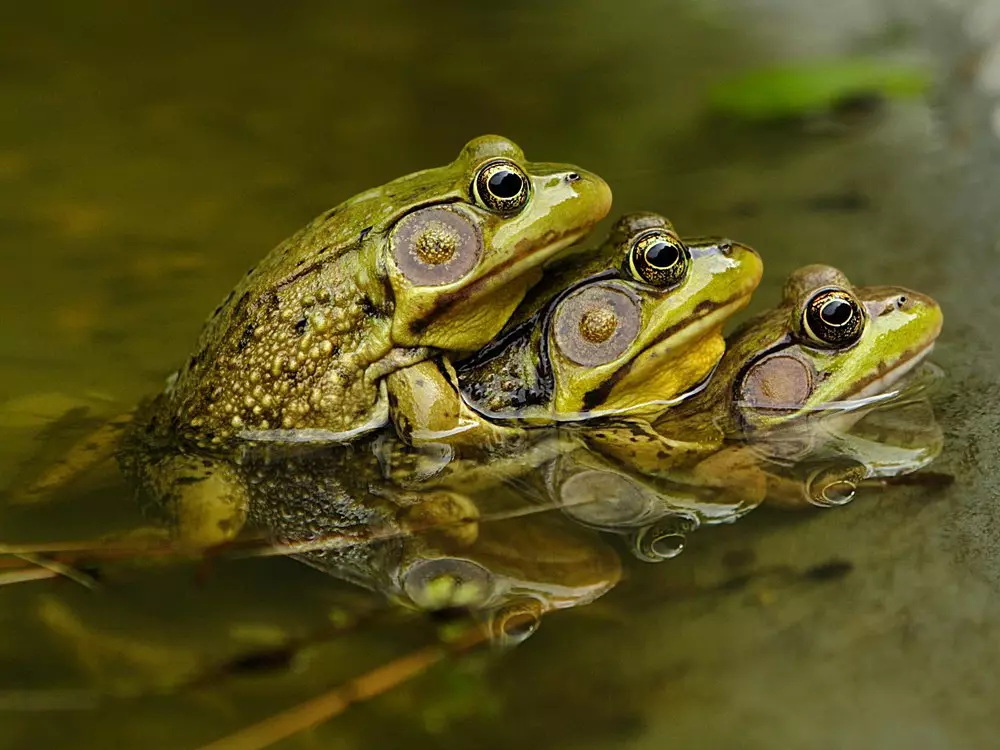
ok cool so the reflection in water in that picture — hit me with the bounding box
[104,364,943,655]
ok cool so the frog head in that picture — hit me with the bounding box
[722,264,943,432]
[458,212,763,422]
[376,135,613,352]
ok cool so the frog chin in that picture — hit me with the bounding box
[622,293,755,382]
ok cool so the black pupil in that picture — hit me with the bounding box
[488,169,523,199]
[503,613,537,638]
[645,241,680,269]
[820,298,854,326]
[651,533,684,557]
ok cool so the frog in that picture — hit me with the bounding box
[385,211,763,447]
[584,264,944,521]
[16,136,611,509]
[107,136,613,538]
[148,135,612,450]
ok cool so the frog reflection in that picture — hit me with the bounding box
[148,439,622,648]
[539,388,943,562]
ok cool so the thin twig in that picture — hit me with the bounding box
[13,554,98,589]
[0,567,59,586]
[196,628,485,750]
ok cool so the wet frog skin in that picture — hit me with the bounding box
[387,212,762,445]
[154,135,611,449]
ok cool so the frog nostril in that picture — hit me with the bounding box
[566,172,581,183]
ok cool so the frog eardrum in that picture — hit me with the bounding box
[627,228,691,288]
[801,288,866,347]
[473,159,531,215]
[552,282,642,366]
[391,206,484,286]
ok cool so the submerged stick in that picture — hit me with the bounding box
[0,567,59,585]
[196,628,485,750]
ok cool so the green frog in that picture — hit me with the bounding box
[387,212,763,446]
[593,263,944,471]
[151,135,611,449]
[18,136,611,505]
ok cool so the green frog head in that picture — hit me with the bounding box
[162,135,612,447]
[455,212,763,423]
[722,264,943,432]
[382,136,614,350]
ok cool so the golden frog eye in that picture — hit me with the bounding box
[803,461,867,507]
[628,229,690,287]
[473,159,530,215]
[802,288,866,348]
[491,600,542,646]
[552,283,641,367]
[631,516,697,562]
[391,206,484,287]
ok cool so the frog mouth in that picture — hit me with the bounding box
[849,342,936,403]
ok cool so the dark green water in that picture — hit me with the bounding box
[2,1,999,748]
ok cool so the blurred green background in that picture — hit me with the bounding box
[2,1,999,748]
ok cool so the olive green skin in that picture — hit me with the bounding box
[386,212,762,446]
[156,135,611,450]
[591,264,944,474]
[664,263,943,436]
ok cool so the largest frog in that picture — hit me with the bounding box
[152,135,611,449]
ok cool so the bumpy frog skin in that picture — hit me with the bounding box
[157,135,611,449]
[387,212,762,444]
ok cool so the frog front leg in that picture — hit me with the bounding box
[386,359,495,447]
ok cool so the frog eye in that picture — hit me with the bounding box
[803,462,866,507]
[391,206,484,287]
[628,229,690,288]
[552,284,642,367]
[631,516,697,562]
[802,288,866,348]
[490,600,542,646]
[473,159,530,215]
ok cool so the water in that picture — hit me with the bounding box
[2,0,999,748]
